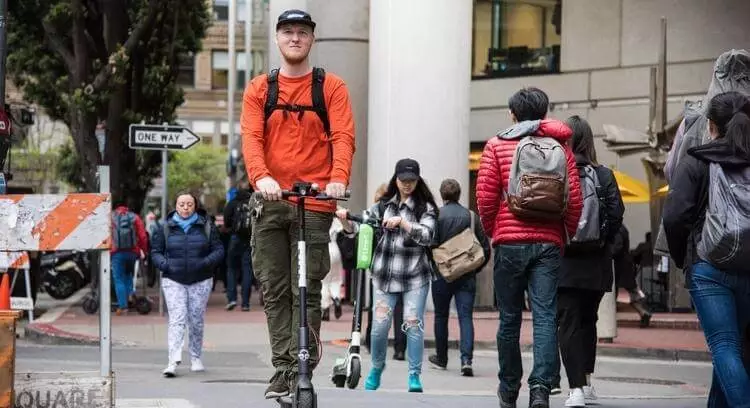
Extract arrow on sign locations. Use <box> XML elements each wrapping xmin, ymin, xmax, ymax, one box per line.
<box><xmin>128</xmin><ymin>124</ymin><xmax>201</xmax><ymax>151</ymax></box>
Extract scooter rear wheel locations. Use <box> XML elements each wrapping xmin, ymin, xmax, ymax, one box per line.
<box><xmin>82</xmin><ymin>296</ymin><xmax>99</xmax><ymax>315</ymax></box>
<box><xmin>346</xmin><ymin>358</ymin><xmax>361</xmax><ymax>389</ymax></box>
<box><xmin>135</xmin><ymin>297</ymin><xmax>152</xmax><ymax>315</ymax></box>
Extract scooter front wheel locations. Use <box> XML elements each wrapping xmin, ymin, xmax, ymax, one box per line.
<box><xmin>294</xmin><ymin>389</ymin><xmax>316</xmax><ymax>408</ymax></box>
<box><xmin>346</xmin><ymin>358</ymin><xmax>361</xmax><ymax>389</ymax></box>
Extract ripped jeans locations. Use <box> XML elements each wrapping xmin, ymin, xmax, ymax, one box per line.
<box><xmin>370</xmin><ymin>284</ymin><xmax>429</xmax><ymax>375</ymax></box>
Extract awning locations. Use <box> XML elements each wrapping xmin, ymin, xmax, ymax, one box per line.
<box><xmin>612</xmin><ymin>169</ymin><xmax>650</xmax><ymax>204</ymax></box>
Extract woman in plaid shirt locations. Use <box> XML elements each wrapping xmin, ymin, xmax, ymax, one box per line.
<box><xmin>337</xmin><ymin>158</ymin><xmax>438</xmax><ymax>393</ymax></box>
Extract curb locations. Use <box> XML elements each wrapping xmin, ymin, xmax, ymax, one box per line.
<box><xmin>328</xmin><ymin>338</ymin><xmax>711</xmax><ymax>363</ymax></box>
<box><xmin>24</xmin><ymin>323</ymin><xmax>136</xmax><ymax>347</ymax></box>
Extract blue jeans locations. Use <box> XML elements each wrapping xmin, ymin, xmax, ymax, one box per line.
<box><xmin>112</xmin><ymin>251</ymin><xmax>137</xmax><ymax>309</ymax></box>
<box><xmin>432</xmin><ymin>275</ymin><xmax>476</xmax><ymax>365</ymax></box>
<box><xmin>690</xmin><ymin>261</ymin><xmax>750</xmax><ymax>408</ymax></box>
<box><xmin>371</xmin><ymin>283</ymin><xmax>429</xmax><ymax>375</ymax></box>
<box><xmin>494</xmin><ymin>243</ymin><xmax>560</xmax><ymax>393</ymax></box>
<box><xmin>226</xmin><ymin>235</ymin><xmax>253</xmax><ymax>307</ymax></box>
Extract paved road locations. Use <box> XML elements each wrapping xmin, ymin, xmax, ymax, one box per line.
<box><xmin>14</xmin><ymin>340</ymin><xmax>712</xmax><ymax>408</ymax></box>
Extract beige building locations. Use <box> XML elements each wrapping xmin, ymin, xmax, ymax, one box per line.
<box><xmin>175</xmin><ymin>0</ymin><xmax>269</xmax><ymax>148</ymax></box>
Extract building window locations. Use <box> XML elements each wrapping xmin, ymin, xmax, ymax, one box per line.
<box><xmin>212</xmin><ymin>50</ymin><xmax>266</xmax><ymax>90</ymax></box>
<box><xmin>176</xmin><ymin>53</ymin><xmax>195</xmax><ymax>88</ymax></box>
<box><xmin>472</xmin><ymin>0</ymin><xmax>562</xmax><ymax>79</ymax></box>
<box><xmin>213</xmin><ymin>0</ymin><xmax>259</xmax><ymax>22</ymax></box>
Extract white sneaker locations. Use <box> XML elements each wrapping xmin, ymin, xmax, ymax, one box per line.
<box><xmin>565</xmin><ymin>388</ymin><xmax>585</xmax><ymax>407</ymax></box>
<box><xmin>583</xmin><ymin>384</ymin><xmax>597</xmax><ymax>400</ymax></box>
<box><xmin>162</xmin><ymin>362</ymin><xmax>177</xmax><ymax>378</ymax></box>
<box><xmin>190</xmin><ymin>358</ymin><xmax>205</xmax><ymax>372</ymax></box>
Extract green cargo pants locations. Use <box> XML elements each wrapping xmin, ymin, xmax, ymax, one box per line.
<box><xmin>250</xmin><ymin>198</ymin><xmax>333</xmax><ymax>376</ymax></box>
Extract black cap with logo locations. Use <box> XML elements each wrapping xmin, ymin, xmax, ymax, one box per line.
<box><xmin>276</xmin><ymin>9</ymin><xmax>316</xmax><ymax>31</ymax></box>
<box><xmin>395</xmin><ymin>158</ymin><xmax>421</xmax><ymax>182</ymax></box>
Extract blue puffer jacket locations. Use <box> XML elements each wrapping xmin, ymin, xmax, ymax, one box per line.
<box><xmin>150</xmin><ymin>210</ymin><xmax>224</xmax><ymax>285</ymax></box>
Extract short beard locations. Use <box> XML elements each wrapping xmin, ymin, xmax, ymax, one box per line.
<box><xmin>281</xmin><ymin>50</ymin><xmax>309</xmax><ymax>66</ymax></box>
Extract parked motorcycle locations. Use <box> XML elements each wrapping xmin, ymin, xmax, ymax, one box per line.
<box><xmin>41</xmin><ymin>250</ymin><xmax>91</xmax><ymax>300</ymax></box>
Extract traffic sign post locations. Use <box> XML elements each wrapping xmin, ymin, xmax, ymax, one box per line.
<box><xmin>128</xmin><ymin>123</ymin><xmax>201</xmax><ymax>315</ymax></box>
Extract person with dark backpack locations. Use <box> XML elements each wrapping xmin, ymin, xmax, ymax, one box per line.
<box><xmin>663</xmin><ymin>91</ymin><xmax>750</xmax><ymax>407</ymax></box>
<box><xmin>110</xmin><ymin>200</ymin><xmax>149</xmax><ymax>315</ymax></box>
<box><xmin>550</xmin><ymin>116</ymin><xmax>624</xmax><ymax>407</ymax></box>
<box><xmin>222</xmin><ymin>182</ymin><xmax>255</xmax><ymax>311</ymax></box>
<box><xmin>240</xmin><ymin>9</ymin><xmax>355</xmax><ymax>399</ymax></box>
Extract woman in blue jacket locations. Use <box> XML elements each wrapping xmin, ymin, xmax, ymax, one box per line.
<box><xmin>151</xmin><ymin>191</ymin><xmax>225</xmax><ymax>377</ymax></box>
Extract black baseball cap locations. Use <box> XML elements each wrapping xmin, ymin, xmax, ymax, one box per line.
<box><xmin>395</xmin><ymin>158</ymin><xmax>420</xmax><ymax>182</ymax></box>
<box><xmin>276</xmin><ymin>9</ymin><xmax>316</xmax><ymax>31</ymax></box>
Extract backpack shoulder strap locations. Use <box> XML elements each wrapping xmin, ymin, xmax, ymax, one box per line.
<box><xmin>311</xmin><ymin>67</ymin><xmax>330</xmax><ymax>136</ymax></box>
<box><xmin>162</xmin><ymin>222</ymin><xmax>170</xmax><ymax>241</ymax></box>
<box><xmin>470</xmin><ymin>210</ymin><xmax>475</xmax><ymax>234</ymax></box>
<box><xmin>264</xmin><ymin>69</ymin><xmax>280</xmax><ymax>129</ymax></box>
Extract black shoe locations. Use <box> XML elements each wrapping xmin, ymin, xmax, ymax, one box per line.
<box><xmin>264</xmin><ymin>371</ymin><xmax>290</xmax><ymax>399</ymax></box>
<box><xmin>498</xmin><ymin>389</ymin><xmax>518</xmax><ymax>408</ymax></box>
<box><xmin>322</xmin><ymin>309</ymin><xmax>330</xmax><ymax>321</ymax></box>
<box><xmin>333</xmin><ymin>299</ymin><xmax>342</xmax><ymax>320</ymax></box>
<box><xmin>428</xmin><ymin>354</ymin><xmax>447</xmax><ymax>370</ymax></box>
<box><xmin>529</xmin><ymin>387</ymin><xmax>549</xmax><ymax>408</ymax></box>
<box><xmin>393</xmin><ymin>351</ymin><xmax>405</xmax><ymax>361</ymax></box>
<box><xmin>460</xmin><ymin>363</ymin><xmax>473</xmax><ymax>377</ymax></box>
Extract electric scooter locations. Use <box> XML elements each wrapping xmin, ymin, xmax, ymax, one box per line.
<box><xmin>331</xmin><ymin>210</ymin><xmax>381</xmax><ymax>389</ymax></box>
<box><xmin>277</xmin><ymin>182</ymin><xmax>349</xmax><ymax>408</ymax></box>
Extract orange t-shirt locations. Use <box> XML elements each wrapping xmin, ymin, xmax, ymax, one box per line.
<box><xmin>240</xmin><ymin>70</ymin><xmax>356</xmax><ymax>213</ymax></box>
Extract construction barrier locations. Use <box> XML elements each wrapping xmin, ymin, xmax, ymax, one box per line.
<box><xmin>0</xmin><ymin>252</ymin><xmax>34</xmax><ymax>321</ymax></box>
<box><xmin>1</xmin><ymin>166</ymin><xmax>115</xmax><ymax>408</ymax></box>
<box><xmin>0</xmin><ymin>310</ymin><xmax>22</xmax><ymax>408</ymax></box>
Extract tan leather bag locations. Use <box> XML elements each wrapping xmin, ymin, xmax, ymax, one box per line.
<box><xmin>431</xmin><ymin>211</ymin><xmax>485</xmax><ymax>282</ymax></box>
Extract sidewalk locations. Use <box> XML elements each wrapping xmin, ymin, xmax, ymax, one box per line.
<box><xmin>23</xmin><ymin>287</ymin><xmax>710</xmax><ymax>361</ymax></box>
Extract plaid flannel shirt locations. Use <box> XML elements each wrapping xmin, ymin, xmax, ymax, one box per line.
<box><xmin>366</xmin><ymin>196</ymin><xmax>437</xmax><ymax>293</ymax></box>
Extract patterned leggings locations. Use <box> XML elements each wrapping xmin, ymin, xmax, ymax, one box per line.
<box><xmin>162</xmin><ymin>277</ymin><xmax>213</xmax><ymax>362</ymax></box>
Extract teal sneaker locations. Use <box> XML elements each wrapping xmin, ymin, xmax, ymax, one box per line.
<box><xmin>364</xmin><ymin>367</ymin><xmax>383</xmax><ymax>390</ymax></box>
<box><xmin>408</xmin><ymin>373</ymin><xmax>423</xmax><ymax>393</ymax></box>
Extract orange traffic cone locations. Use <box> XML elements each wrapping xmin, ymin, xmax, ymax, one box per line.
<box><xmin>0</xmin><ymin>272</ymin><xmax>10</xmax><ymax>310</ymax></box>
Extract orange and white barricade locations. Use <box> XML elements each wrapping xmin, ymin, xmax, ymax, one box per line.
<box><xmin>1</xmin><ymin>185</ymin><xmax>115</xmax><ymax>408</ymax></box>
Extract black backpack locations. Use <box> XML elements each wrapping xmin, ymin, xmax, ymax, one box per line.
<box><xmin>337</xmin><ymin>231</ymin><xmax>356</xmax><ymax>271</ymax></box>
<box><xmin>264</xmin><ymin>67</ymin><xmax>330</xmax><ymax>137</ymax></box>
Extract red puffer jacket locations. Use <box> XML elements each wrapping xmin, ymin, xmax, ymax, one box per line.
<box><xmin>476</xmin><ymin>119</ymin><xmax>583</xmax><ymax>248</ymax></box>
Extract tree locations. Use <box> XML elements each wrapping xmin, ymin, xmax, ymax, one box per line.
<box><xmin>7</xmin><ymin>0</ymin><xmax>210</xmax><ymax>212</ymax></box>
<box><xmin>167</xmin><ymin>144</ymin><xmax>227</xmax><ymax>212</ymax></box>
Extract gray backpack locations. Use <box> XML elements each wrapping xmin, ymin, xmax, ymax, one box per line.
<box><xmin>112</xmin><ymin>212</ymin><xmax>137</xmax><ymax>251</ymax></box>
<box><xmin>697</xmin><ymin>163</ymin><xmax>750</xmax><ymax>272</ymax></box>
<box><xmin>568</xmin><ymin>165</ymin><xmax>604</xmax><ymax>250</ymax></box>
<box><xmin>506</xmin><ymin>135</ymin><xmax>569</xmax><ymax>221</ymax></box>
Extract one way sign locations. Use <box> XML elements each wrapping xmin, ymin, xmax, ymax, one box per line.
<box><xmin>129</xmin><ymin>124</ymin><xmax>201</xmax><ymax>151</ymax></box>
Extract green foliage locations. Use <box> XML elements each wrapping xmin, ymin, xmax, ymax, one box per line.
<box><xmin>167</xmin><ymin>144</ymin><xmax>227</xmax><ymax>205</ymax></box>
<box><xmin>7</xmin><ymin>148</ymin><xmax>60</xmax><ymax>187</ymax></box>
<box><xmin>55</xmin><ymin>142</ymin><xmax>85</xmax><ymax>190</ymax></box>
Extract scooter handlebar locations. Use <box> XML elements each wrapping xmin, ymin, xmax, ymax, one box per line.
<box><xmin>280</xmin><ymin>189</ymin><xmax>351</xmax><ymax>200</ymax></box>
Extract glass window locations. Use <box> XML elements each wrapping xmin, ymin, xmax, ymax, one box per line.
<box><xmin>212</xmin><ymin>50</ymin><xmax>266</xmax><ymax>89</ymax></box>
<box><xmin>472</xmin><ymin>0</ymin><xmax>562</xmax><ymax>78</ymax></box>
<box><xmin>213</xmin><ymin>0</ymin><xmax>256</xmax><ymax>22</ymax></box>
<box><xmin>176</xmin><ymin>53</ymin><xmax>195</xmax><ymax>88</ymax></box>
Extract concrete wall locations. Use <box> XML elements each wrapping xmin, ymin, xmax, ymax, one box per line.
<box><xmin>469</xmin><ymin>0</ymin><xmax>750</xmax><ymax>247</ymax></box>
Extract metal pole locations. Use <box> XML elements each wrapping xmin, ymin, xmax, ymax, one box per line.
<box><xmin>0</xmin><ymin>0</ymin><xmax>7</xmax><ymax>107</ymax></box>
<box><xmin>228</xmin><ymin>0</ymin><xmax>237</xmax><ymax>150</ymax></box>
<box><xmin>245</xmin><ymin>0</ymin><xmax>253</xmax><ymax>83</ymax></box>
<box><xmin>159</xmin><ymin>149</ymin><xmax>167</xmax><ymax>316</ymax></box>
<box><xmin>98</xmin><ymin>165</ymin><xmax>112</xmax><ymax>377</ymax></box>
